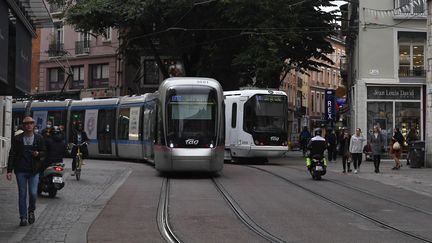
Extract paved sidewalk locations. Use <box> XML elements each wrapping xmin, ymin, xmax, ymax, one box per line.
<box><xmin>284</xmin><ymin>151</ymin><xmax>432</xmax><ymax>198</ymax></box>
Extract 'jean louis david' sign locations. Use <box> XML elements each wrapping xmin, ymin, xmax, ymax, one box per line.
<box><xmin>367</xmin><ymin>87</ymin><xmax>421</xmax><ymax>100</ymax></box>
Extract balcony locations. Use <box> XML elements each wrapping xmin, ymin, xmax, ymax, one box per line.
<box><xmin>49</xmin><ymin>3</ymin><xmax>64</xmax><ymax>13</ymax></box>
<box><xmin>48</xmin><ymin>43</ymin><xmax>65</xmax><ymax>57</ymax></box>
<box><xmin>75</xmin><ymin>41</ymin><xmax>90</xmax><ymax>55</ymax></box>
<box><xmin>394</xmin><ymin>0</ymin><xmax>426</xmax><ymax>19</ymax></box>
<box><xmin>398</xmin><ymin>68</ymin><xmax>426</xmax><ymax>78</ymax></box>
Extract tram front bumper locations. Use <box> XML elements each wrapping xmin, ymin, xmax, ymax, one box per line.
<box><xmin>231</xmin><ymin>145</ymin><xmax>288</xmax><ymax>158</ymax></box>
<box><xmin>156</xmin><ymin>147</ymin><xmax>224</xmax><ymax>172</ymax></box>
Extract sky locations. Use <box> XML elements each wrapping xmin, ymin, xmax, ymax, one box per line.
<box><xmin>321</xmin><ymin>0</ymin><xmax>346</xmax><ymax>13</ymax></box>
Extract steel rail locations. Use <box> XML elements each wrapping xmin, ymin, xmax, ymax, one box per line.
<box><xmin>247</xmin><ymin>165</ymin><xmax>432</xmax><ymax>243</ymax></box>
<box><xmin>157</xmin><ymin>178</ymin><xmax>182</xmax><ymax>243</ymax></box>
<box><xmin>211</xmin><ymin>178</ymin><xmax>286</xmax><ymax>243</ymax></box>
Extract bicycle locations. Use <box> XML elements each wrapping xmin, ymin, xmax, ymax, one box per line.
<box><xmin>71</xmin><ymin>142</ymin><xmax>87</xmax><ymax>181</ymax></box>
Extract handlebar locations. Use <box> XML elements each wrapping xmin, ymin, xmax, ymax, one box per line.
<box><xmin>71</xmin><ymin>142</ymin><xmax>88</xmax><ymax>147</ymax></box>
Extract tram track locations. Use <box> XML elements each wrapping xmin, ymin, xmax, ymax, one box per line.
<box><xmin>211</xmin><ymin>178</ymin><xmax>286</xmax><ymax>243</ymax></box>
<box><xmin>157</xmin><ymin>178</ymin><xmax>182</xmax><ymax>243</ymax></box>
<box><xmin>246</xmin><ymin>165</ymin><xmax>432</xmax><ymax>243</ymax></box>
<box><xmin>286</xmin><ymin>166</ymin><xmax>432</xmax><ymax>216</ymax></box>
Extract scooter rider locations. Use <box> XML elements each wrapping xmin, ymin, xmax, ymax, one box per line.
<box><xmin>306</xmin><ymin>128</ymin><xmax>328</xmax><ymax>171</ymax></box>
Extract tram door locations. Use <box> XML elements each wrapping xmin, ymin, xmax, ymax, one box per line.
<box><xmin>97</xmin><ymin>109</ymin><xmax>115</xmax><ymax>154</ymax></box>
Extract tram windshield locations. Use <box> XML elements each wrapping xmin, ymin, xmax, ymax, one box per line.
<box><xmin>167</xmin><ymin>87</ymin><xmax>217</xmax><ymax>148</ymax></box>
<box><xmin>244</xmin><ymin>94</ymin><xmax>288</xmax><ymax>134</ymax></box>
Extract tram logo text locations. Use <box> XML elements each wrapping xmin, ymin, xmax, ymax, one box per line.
<box><xmin>270</xmin><ymin>136</ymin><xmax>280</xmax><ymax>141</ymax></box>
<box><xmin>185</xmin><ymin>139</ymin><xmax>199</xmax><ymax>145</ymax></box>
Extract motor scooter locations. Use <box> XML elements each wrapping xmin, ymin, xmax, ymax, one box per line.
<box><xmin>38</xmin><ymin>163</ymin><xmax>65</xmax><ymax>198</ymax></box>
<box><xmin>309</xmin><ymin>154</ymin><xmax>327</xmax><ymax>180</ymax></box>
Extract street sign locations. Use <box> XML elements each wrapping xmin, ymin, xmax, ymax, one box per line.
<box><xmin>325</xmin><ymin>89</ymin><xmax>336</xmax><ymax>122</ymax></box>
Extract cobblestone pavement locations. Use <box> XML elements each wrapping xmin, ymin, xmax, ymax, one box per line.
<box><xmin>0</xmin><ymin>158</ymin><xmax>133</xmax><ymax>243</ymax></box>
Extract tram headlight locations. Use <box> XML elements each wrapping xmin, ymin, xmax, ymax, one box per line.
<box><xmin>210</xmin><ymin>144</ymin><xmax>214</xmax><ymax>148</ymax></box>
<box><xmin>169</xmin><ymin>143</ymin><xmax>174</xmax><ymax>148</ymax></box>
<box><xmin>254</xmin><ymin>140</ymin><xmax>259</xmax><ymax>145</ymax></box>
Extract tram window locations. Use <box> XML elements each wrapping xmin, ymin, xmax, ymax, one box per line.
<box><xmin>118</xmin><ymin>108</ymin><xmax>130</xmax><ymax>140</ymax></box>
<box><xmin>70</xmin><ymin>110</ymin><xmax>85</xmax><ymax>131</ymax></box>
<box><xmin>231</xmin><ymin>103</ymin><xmax>237</xmax><ymax>128</ymax></box>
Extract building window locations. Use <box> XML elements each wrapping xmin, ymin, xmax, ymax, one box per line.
<box><xmin>311</xmin><ymin>91</ymin><xmax>315</xmax><ymax>113</ymax></box>
<box><xmin>397</xmin><ymin>0</ymin><xmax>425</xmax><ymax>14</ymax></box>
<box><xmin>103</xmin><ymin>27</ymin><xmax>112</xmax><ymax>42</ymax></box>
<box><xmin>48</xmin><ymin>68</ymin><xmax>64</xmax><ymax>90</ymax></box>
<box><xmin>90</xmin><ymin>64</ymin><xmax>109</xmax><ymax>88</ymax></box>
<box><xmin>399</xmin><ymin>43</ymin><xmax>425</xmax><ymax>77</ymax></box>
<box><xmin>71</xmin><ymin>66</ymin><xmax>84</xmax><ymax>89</ymax></box>
<box><xmin>48</xmin><ymin>22</ymin><xmax>64</xmax><ymax>57</ymax></box>
<box><xmin>143</xmin><ymin>59</ymin><xmax>160</xmax><ymax>85</ymax></box>
<box><xmin>321</xmin><ymin>92</ymin><xmax>325</xmax><ymax>113</ymax></box>
<box><xmin>76</xmin><ymin>32</ymin><xmax>90</xmax><ymax>55</ymax></box>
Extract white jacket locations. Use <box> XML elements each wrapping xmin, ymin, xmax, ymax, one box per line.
<box><xmin>349</xmin><ymin>135</ymin><xmax>366</xmax><ymax>153</ymax></box>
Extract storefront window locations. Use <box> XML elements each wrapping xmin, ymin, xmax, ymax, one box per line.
<box><xmin>367</xmin><ymin>102</ymin><xmax>393</xmax><ymax>149</ymax></box>
<box><xmin>395</xmin><ymin>102</ymin><xmax>421</xmax><ymax>145</ymax></box>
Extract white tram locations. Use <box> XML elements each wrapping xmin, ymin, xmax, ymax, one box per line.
<box><xmin>224</xmin><ymin>89</ymin><xmax>288</xmax><ymax>161</ymax></box>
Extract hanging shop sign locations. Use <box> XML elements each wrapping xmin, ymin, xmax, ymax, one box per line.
<box><xmin>325</xmin><ymin>89</ymin><xmax>336</xmax><ymax>122</ymax></box>
<box><xmin>367</xmin><ymin>86</ymin><xmax>421</xmax><ymax>100</ymax></box>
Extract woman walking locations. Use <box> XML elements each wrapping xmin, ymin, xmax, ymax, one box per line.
<box><xmin>369</xmin><ymin>126</ymin><xmax>384</xmax><ymax>173</ymax></box>
<box><xmin>391</xmin><ymin>128</ymin><xmax>404</xmax><ymax>170</ymax></box>
<box><xmin>339</xmin><ymin>130</ymin><xmax>351</xmax><ymax>173</ymax></box>
<box><xmin>349</xmin><ymin>128</ymin><xmax>366</xmax><ymax>174</ymax></box>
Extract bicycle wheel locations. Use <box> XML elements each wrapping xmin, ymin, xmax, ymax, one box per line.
<box><xmin>75</xmin><ymin>155</ymin><xmax>82</xmax><ymax>181</ymax></box>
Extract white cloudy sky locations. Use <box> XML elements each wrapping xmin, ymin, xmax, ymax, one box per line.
<box><xmin>321</xmin><ymin>1</ymin><xmax>346</xmax><ymax>13</ymax></box>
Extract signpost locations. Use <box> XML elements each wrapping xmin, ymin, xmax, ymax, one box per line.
<box><xmin>325</xmin><ymin>89</ymin><xmax>336</xmax><ymax>128</ymax></box>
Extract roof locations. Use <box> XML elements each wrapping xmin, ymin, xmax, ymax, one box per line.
<box><xmin>19</xmin><ymin>0</ymin><xmax>53</xmax><ymax>28</ymax></box>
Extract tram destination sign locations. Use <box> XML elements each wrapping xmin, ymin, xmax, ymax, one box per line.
<box><xmin>367</xmin><ymin>86</ymin><xmax>421</xmax><ymax>100</ymax></box>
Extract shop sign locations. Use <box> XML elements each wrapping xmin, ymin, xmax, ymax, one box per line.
<box><xmin>367</xmin><ymin>86</ymin><xmax>421</xmax><ymax>100</ymax></box>
<box><xmin>325</xmin><ymin>89</ymin><xmax>336</xmax><ymax>122</ymax></box>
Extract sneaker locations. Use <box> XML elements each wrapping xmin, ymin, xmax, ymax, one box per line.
<box><xmin>342</xmin><ymin>170</ymin><xmax>346</xmax><ymax>173</ymax></box>
<box><xmin>28</xmin><ymin>211</ymin><xmax>35</xmax><ymax>224</ymax></box>
<box><xmin>354</xmin><ymin>170</ymin><xmax>358</xmax><ymax>174</ymax></box>
<box><xmin>19</xmin><ymin>218</ymin><xmax>27</xmax><ymax>226</ymax></box>
<box><xmin>71</xmin><ymin>172</ymin><xmax>75</xmax><ymax>176</ymax></box>
<box><xmin>347</xmin><ymin>169</ymin><xmax>352</xmax><ymax>173</ymax></box>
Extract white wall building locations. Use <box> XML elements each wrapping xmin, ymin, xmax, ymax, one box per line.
<box><xmin>346</xmin><ymin>0</ymin><xmax>428</xmax><ymax>163</ymax></box>
<box><xmin>0</xmin><ymin>97</ymin><xmax>12</xmax><ymax>170</ymax></box>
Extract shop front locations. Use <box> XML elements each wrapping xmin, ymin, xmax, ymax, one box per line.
<box><xmin>366</xmin><ymin>86</ymin><xmax>424</xmax><ymax>150</ymax></box>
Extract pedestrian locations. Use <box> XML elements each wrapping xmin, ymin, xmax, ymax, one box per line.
<box><xmin>369</xmin><ymin>125</ymin><xmax>384</xmax><ymax>173</ymax></box>
<box><xmin>6</xmin><ymin>116</ymin><xmax>46</xmax><ymax>226</ymax></box>
<box><xmin>69</xmin><ymin>123</ymin><xmax>89</xmax><ymax>176</ymax></box>
<box><xmin>391</xmin><ymin>132</ymin><xmax>402</xmax><ymax>170</ymax></box>
<box><xmin>326</xmin><ymin>129</ymin><xmax>337</xmax><ymax>162</ymax></box>
<box><xmin>406</xmin><ymin>127</ymin><xmax>418</xmax><ymax>166</ymax></box>
<box><xmin>349</xmin><ymin>128</ymin><xmax>366</xmax><ymax>174</ymax></box>
<box><xmin>339</xmin><ymin>130</ymin><xmax>351</xmax><ymax>173</ymax></box>
<box><xmin>41</xmin><ymin>120</ymin><xmax>53</xmax><ymax>139</ymax></box>
<box><xmin>299</xmin><ymin>126</ymin><xmax>311</xmax><ymax>157</ymax></box>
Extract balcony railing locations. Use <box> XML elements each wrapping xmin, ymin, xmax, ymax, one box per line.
<box><xmin>48</xmin><ymin>43</ymin><xmax>65</xmax><ymax>57</ymax></box>
<box><xmin>49</xmin><ymin>3</ymin><xmax>64</xmax><ymax>13</ymax></box>
<box><xmin>75</xmin><ymin>41</ymin><xmax>90</xmax><ymax>55</ymax></box>
<box><xmin>394</xmin><ymin>0</ymin><xmax>427</xmax><ymax>19</ymax></box>
<box><xmin>398</xmin><ymin>68</ymin><xmax>426</xmax><ymax>77</ymax></box>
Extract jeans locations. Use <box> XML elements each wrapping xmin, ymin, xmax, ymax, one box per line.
<box><xmin>15</xmin><ymin>172</ymin><xmax>39</xmax><ymax>219</ymax></box>
<box><xmin>373</xmin><ymin>155</ymin><xmax>381</xmax><ymax>171</ymax></box>
<box><xmin>351</xmin><ymin>153</ymin><xmax>362</xmax><ymax>169</ymax></box>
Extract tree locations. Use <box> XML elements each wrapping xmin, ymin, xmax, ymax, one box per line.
<box><xmin>49</xmin><ymin>0</ymin><xmax>337</xmax><ymax>90</ymax></box>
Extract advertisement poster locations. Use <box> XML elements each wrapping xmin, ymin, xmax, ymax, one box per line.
<box><xmin>33</xmin><ymin>110</ymin><xmax>48</xmax><ymax>131</ymax></box>
<box><xmin>129</xmin><ymin>107</ymin><xmax>140</xmax><ymax>140</ymax></box>
<box><xmin>85</xmin><ymin>109</ymin><xmax>98</xmax><ymax>140</ymax></box>
<box><xmin>325</xmin><ymin>89</ymin><xmax>336</xmax><ymax>122</ymax></box>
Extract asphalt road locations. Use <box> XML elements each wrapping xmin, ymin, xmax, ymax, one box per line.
<box><xmin>2</xmin><ymin>152</ymin><xmax>432</xmax><ymax>243</ymax></box>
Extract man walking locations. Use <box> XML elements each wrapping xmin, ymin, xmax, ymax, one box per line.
<box><xmin>6</xmin><ymin>116</ymin><xmax>46</xmax><ymax>226</ymax></box>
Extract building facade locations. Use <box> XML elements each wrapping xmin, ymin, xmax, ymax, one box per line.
<box><xmin>283</xmin><ymin>37</ymin><xmax>345</xmax><ymax>146</ymax></box>
<box><xmin>35</xmin><ymin>4</ymin><xmax>122</xmax><ymax>99</ymax></box>
<box><xmin>345</xmin><ymin>0</ymin><xmax>427</xmax><ymax>159</ymax></box>
<box><xmin>0</xmin><ymin>0</ymin><xmax>52</xmax><ymax>169</ymax></box>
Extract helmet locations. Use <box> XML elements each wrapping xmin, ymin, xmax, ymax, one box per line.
<box><xmin>313</xmin><ymin>128</ymin><xmax>321</xmax><ymax>136</ymax></box>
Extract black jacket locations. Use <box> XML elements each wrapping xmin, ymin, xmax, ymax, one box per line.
<box><xmin>69</xmin><ymin>129</ymin><xmax>89</xmax><ymax>156</ymax></box>
<box><xmin>7</xmin><ymin>133</ymin><xmax>46</xmax><ymax>174</ymax></box>
<box><xmin>45</xmin><ymin>134</ymin><xmax>66</xmax><ymax>164</ymax></box>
